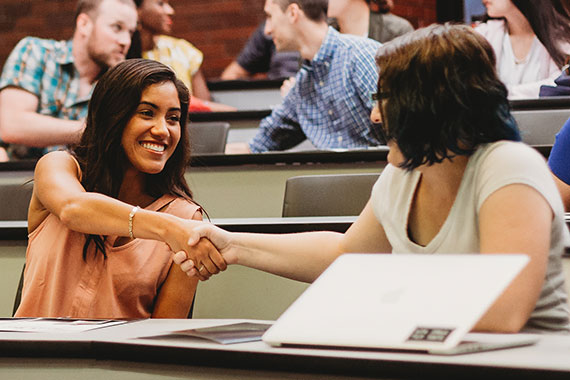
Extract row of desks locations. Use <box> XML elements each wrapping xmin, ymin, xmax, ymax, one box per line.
<box><xmin>0</xmin><ymin>216</ymin><xmax>357</xmax><ymax>240</ymax></box>
<box><xmin>0</xmin><ymin>318</ymin><xmax>570</xmax><ymax>379</ymax></box>
<box><xmin>204</xmin><ymin>80</ymin><xmax>570</xmax><ymax>146</ymax></box>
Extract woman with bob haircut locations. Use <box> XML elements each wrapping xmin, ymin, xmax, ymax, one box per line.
<box><xmin>176</xmin><ymin>24</ymin><xmax>570</xmax><ymax>333</ymax></box>
<box><xmin>15</xmin><ymin>59</ymin><xmax>226</xmax><ymax>319</ymax></box>
<box><xmin>475</xmin><ymin>0</ymin><xmax>570</xmax><ymax>99</ymax></box>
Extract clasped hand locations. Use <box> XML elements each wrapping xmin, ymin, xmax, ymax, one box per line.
<box><xmin>172</xmin><ymin>220</ymin><xmax>233</xmax><ymax>281</ymax></box>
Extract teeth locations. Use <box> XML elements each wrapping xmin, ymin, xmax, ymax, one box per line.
<box><xmin>140</xmin><ymin>142</ymin><xmax>165</xmax><ymax>152</ymax></box>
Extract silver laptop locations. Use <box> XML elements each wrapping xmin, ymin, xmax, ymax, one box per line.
<box><xmin>263</xmin><ymin>253</ymin><xmax>537</xmax><ymax>355</ymax></box>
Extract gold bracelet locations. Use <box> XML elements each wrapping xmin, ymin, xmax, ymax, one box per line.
<box><xmin>129</xmin><ymin>206</ymin><xmax>140</xmax><ymax>239</ymax></box>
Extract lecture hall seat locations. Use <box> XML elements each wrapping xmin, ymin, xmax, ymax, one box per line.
<box><xmin>512</xmin><ymin>108</ymin><xmax>570</xmax><ymax>146</ymax></box>
<box><xmin>0</xmin><ymin>178</ymin><xmax>33</xmax><ymax>221</ymax></box>
<box><xmin>282</xmin><ymin>173</ymin><xmax>380</xmax><ymax>217</ymax></box>
<box><xmin>188</xmin><ymin>122</ymin><xmax>230</xmax><ymax>154</ymax></box>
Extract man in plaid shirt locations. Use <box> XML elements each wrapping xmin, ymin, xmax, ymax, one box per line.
<box><xmin>228</xmin><ymin>0</ymin><xmax>383</xmax><ymax>154</ymax></box>
<box><xmin>0</xmin><ymin>0</ymin><xmax>137</xmax><ymax>159</ymax></box>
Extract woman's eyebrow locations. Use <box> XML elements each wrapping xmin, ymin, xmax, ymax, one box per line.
<box><xmin>139</xmin><ymin>102</ymin><xmax>181</xmax><ymax>112</ymax></box>
<box><xmin>139</xmin><ymin>101</ymin><xmax>158</xmax><ymax>109</ymax></box>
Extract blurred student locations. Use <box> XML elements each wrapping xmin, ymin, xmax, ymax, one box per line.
<box><xmin>15</xmin><ymin>59</ymin><xmax>225</xmax><ymax>318</ymax></box>
<box><xmin>328</xmin><ymin>0</ymin><xmax>413</xmax><ymax>43</ymax></box>
<box><xmin>280</xmin><ymin>0</ymin><xmax>413</xmax><ymax>98</ymax></box>
<box><xmin>227</xmin><ymin>0</ymin><xmax>382</xmax><ymax>153</ymax></box>
<box><xmin>220</xmin><ymin>20</ymin><xmax>301</xmax><ymax>80</ymax></box>
<box><xmin>0</xmin><ymin>0</ymin><xmax>138</xmax><ymax>160</ymax></box>
<box><xmin>475</xmin><ymin>0</ymin><xmax>570</xmax><ymax>99</ymax></box>
<box><xmin>179</xmin><ymin>25</ymin><xmax>570</xmax><ymax>334</ymax></box>
<box><xmin>131</xmin><ymin>0</ymin><xmax>235</xmax><ymax>112</ymax></box>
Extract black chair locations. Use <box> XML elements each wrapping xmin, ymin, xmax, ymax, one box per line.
<box><xmin>282</xmin><ymin>173</ymin><xmax>380</xmax><ymax>217</ymax></box>
<box><xmin>188</xmin><ymin>122</ymin><xmax>230</xmax><ymax>154</ymax></box>
<box><xmin>0</xmin><ymin>179</ymin><xmax>33</xmax><ymax>220</ymax></box>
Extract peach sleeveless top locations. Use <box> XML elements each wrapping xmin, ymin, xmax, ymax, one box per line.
<box><xmin>15</xmin><ymin>194</ymin><xmax>200</xmax><ymax>319</ymax></box>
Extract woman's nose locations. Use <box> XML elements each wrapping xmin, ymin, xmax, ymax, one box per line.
<box><xmin>370</xmin><ymin>103</ymin><xmax>382</xmax><ymax>124</ymax></box>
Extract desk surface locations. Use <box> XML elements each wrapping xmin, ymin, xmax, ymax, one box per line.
<box><xmin>0</xmin><ymin>217</ymin><xmax>357</xmax><ymax>240</ymax></box>
<box><xmin>0</xmin><ymin>144</ymin><xmax>553</xmax><ymax>171</ymax></box>
<box><xmin>510</xmin><ymin>96</ymin><xmax>570</xmax><ymax>110</ymax></box>
<box><xmin>0</xmin><ymin>148</ymin><xmax>390</xmax><ymax>171</ymax></box>
<box><xmin>0</xmin><ymin>319</ymin><xmax>569</xmax><ymax>379</ymax></box>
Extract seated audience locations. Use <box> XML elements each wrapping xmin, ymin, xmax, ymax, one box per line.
<box><xmin>15</xmin><ymin>59</ymin><xmax>225</xmax><ymax>318</ymax></box>
<box><xmin>228</xmin><ymin>0</ymin><xmax>382</xmax><ymax>153</ymax></box>
<box><xmin>475</xmin><ymin>0</ymin><xmax>570</xmax><ymax>99</ymax></box>
<box><xmin>178</xmin><ymin>24</ymin><xmax>570</xmax><ymax>333</ymax></box>
<box><xmin>328</xmin><ymin>0</ymin><xmax>413</xmax><ymax>43</ymax></box>
<box><xmin>280</xmin><ymin>0</ymin><xmax>412</xmax><ymax>99</ymax></box>
<box><xmin>220</xmin><ymin>20</ymin><xmax>301</xmax><ymax>80</ymax></box>
<box><xmin>0</xmin><ymin>0</ymin><xmax>138</xmax><ymax>160</ymax></box>
<box><xmin>548</xmin><ymin>117</ymin><xmax>570</xmax><ymax>210</ymax></box>
<box><xmin>131</xmin><ymin>0</ymin><xmax>235</xmax><ymax>112</ymax></box>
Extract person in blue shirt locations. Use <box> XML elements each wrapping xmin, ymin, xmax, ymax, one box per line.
<box><xmin>220</xmin><ymin>20</ymin><xmax>301</xmax><ymax>81</ymax></box>
<box><xmin>548</xmin><ymin>117</ymin><xmax>570</xmax><ymax>210</ymax></box>
<box><xmin>226</xmin><ymin>0</ymin><xmax>383</xmax><ymax>154</ymax></box>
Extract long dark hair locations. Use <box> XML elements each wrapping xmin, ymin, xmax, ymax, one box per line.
<box><xmin>72</xmin><ymin>58</ymin><xmax>192</xmax><ymax>259</ymax></box>
<box><xmin>375</xmin><ymin>24</ymin><xmax>520</xmax><ymax>171</ymax></box>
<box><xmin>503</xmin><ymin>0</ymin><xmax>570</xmax><ymax>68</ymax></box>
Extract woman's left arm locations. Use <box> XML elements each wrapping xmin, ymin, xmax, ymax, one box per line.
<box><xmin>191</xmin><ymin>69</ymin><xmax>211</xmax><ymax>100</ymax></box>
<box><xmin>152</xmin><ymin>209</ymin><xmax>204</xmax><ymax>318</ymax></box>
<box><xmin>475</xmin><ymin>183</ymin><xmax>552</xmax><ymax>332</ymax></box>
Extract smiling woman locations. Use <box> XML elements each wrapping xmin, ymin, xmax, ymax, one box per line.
<box><xmin>14</xmin><ymin>59</ymin><xmax>226</xmax><ymax>319</ymax></box>
<box><xmin>121</xmin><ymin>81</ymin><xmax>182</xmax><ymax>174</ymax></box>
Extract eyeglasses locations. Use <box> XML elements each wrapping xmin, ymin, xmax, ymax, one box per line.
<box><xmin>370</xmin><ymin>91</ymin><xmax>390</xmax><ymax>102</ymax></box>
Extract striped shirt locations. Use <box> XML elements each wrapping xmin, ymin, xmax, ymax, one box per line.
<box><xmin>249</xmin><ymin>27</ymin><xmax>382</xmax><ymax>152</ymax></box>
<box><xmin>0</xmin><ymin>37</ymin><xmax>91</xmax><ymax>158</ymax></box>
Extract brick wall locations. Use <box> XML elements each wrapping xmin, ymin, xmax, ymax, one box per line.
<box><xmin>0</xmin><ymin>0</ymin><xmax>436</xmax><ymax>79</ymax></box>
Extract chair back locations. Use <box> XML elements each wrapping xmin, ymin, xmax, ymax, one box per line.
<box><xmin>282</xmin><ymin>173</ymin><xmax>380</xmax><ymax>217</ymax></box>
<box><xmin>188</xmin><ymin>122</ymin><xmax>230</xmax><ymax>154</ymax></box>
<box><xmin>512</xmin><ymin>109</ymin><xmax>570</xmax><ymax>146</ymax></box>
<box><xmin>0</xmin><ymin>176</ymin><xmax>33</xmax><ymax>220</ymax></box>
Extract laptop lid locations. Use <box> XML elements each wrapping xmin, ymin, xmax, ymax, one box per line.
<box><xmin>262</xmin><ymin>253</ymin><xmax>529</xmax><ymax>352</ymax></box>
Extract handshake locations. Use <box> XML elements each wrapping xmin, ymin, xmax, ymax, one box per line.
<box><xmin>170</xmin><ymin>220</ymin><xmax>234</xmax><ymax>281</ymax></box>
<box><xmin>168</xmin><ymin>217</ymin><xmax>341</xmax><ymax>285</ymax></box>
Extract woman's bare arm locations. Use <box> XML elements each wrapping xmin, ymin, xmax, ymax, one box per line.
<box><xmin>32</xmin><ymin>151</ymin><xmax>226</xmax><ymax>272</ymax></box>
<box><xmin>475</xmin><ymin>183</ymin><xmax>552</xmax><ymax>333</ymax></box>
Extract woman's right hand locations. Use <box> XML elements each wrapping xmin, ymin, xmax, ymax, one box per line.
<box><xmin>172</xmin><ymin>221</ymin><xmax>236</xmax><ymax>280</ymax></box>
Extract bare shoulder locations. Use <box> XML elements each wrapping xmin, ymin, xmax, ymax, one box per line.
<box><xmin>35</xmin><ymin>151</ymin><xmax>80</xmax><ymax>177</ymax></box>
<box><xmin>163</xmin><ymin>196</ymin><xmax>202</xmax><ymax>220</ymax></box>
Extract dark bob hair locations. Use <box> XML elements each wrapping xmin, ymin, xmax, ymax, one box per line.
<box><xmin>375</xmin><ymin>23</ymin><xmax>521</xmax><ymax>171</ymax></box>
<box><xmin>72</xmin><ymin>58</ymin><xmax>193</xmax><ymax>258</ymax></box>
